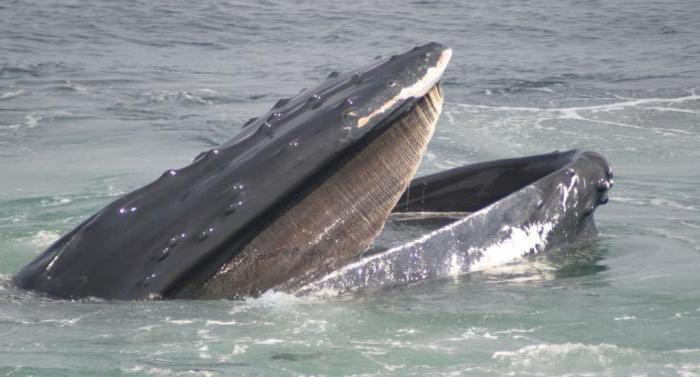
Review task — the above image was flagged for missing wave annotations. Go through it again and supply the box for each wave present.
[0,90,23,100]
[493,342,639,367]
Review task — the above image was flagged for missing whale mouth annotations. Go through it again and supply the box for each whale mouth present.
[177,84,445,298]
[369,150,613,255]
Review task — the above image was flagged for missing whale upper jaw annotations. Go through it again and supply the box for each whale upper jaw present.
[13,43,453,300]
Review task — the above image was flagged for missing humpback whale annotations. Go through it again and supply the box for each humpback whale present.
[13,43,612,300]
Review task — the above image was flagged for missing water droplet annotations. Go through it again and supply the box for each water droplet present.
[167,237,178,247]
[158,247,170,261]
[198,230,208,241]
[224,200,244,215]
[193,149,219,162]
[269,112,283,121]
[116,206,136,215]
[231,183,244,195]
[327,71,340,78]
[142,273,156,286]
[257,121,274,137]
[288,140,299,147]
[162,169,177,178]
[389,81,397,88]
[351,72,362,84]
[308,94,322,109]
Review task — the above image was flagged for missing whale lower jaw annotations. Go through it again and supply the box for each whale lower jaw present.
[298,150,612,296]
[172,85,444,299]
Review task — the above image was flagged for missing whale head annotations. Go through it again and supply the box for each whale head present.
[14,42,452,300]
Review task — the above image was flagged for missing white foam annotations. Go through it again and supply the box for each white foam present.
[205,320,238,326]
[451,91,700,136]
[0,123,22,130]
[292,319,328,334]
[0,90,23,100]
[439,327,502,342]
[493,328,539,335]
[123,366,217,377]
[39,317,82,326]
[650,198,696,211]
[61,80,91,93]
[396,328,420,335]
[253,338,285,345]
[456,92,700,114]
[40,197,72,207]
[25,113,41,128]
[493,343,634,367]
[164,318,196,325]
[228,289,311,314]
[27,230,60,248]
[143,89,218,105]
[197,344,211,359]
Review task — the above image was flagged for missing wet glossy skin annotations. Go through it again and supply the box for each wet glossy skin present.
[299,150,613,294]
[13,43,452,300]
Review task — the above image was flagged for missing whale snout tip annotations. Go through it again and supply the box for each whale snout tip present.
[408,42,453,67]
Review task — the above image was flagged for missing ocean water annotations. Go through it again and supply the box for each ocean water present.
[1,0,700,375]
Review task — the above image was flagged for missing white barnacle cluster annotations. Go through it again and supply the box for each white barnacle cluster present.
[468,222,555,272]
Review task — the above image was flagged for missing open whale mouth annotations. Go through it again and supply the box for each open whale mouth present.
[12,43,612,301]
[183,84,445,298]
[14,43,454,300]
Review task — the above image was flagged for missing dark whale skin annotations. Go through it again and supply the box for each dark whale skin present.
[13,43,451,300]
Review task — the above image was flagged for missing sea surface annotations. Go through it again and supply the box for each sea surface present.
[2,0,700,375]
